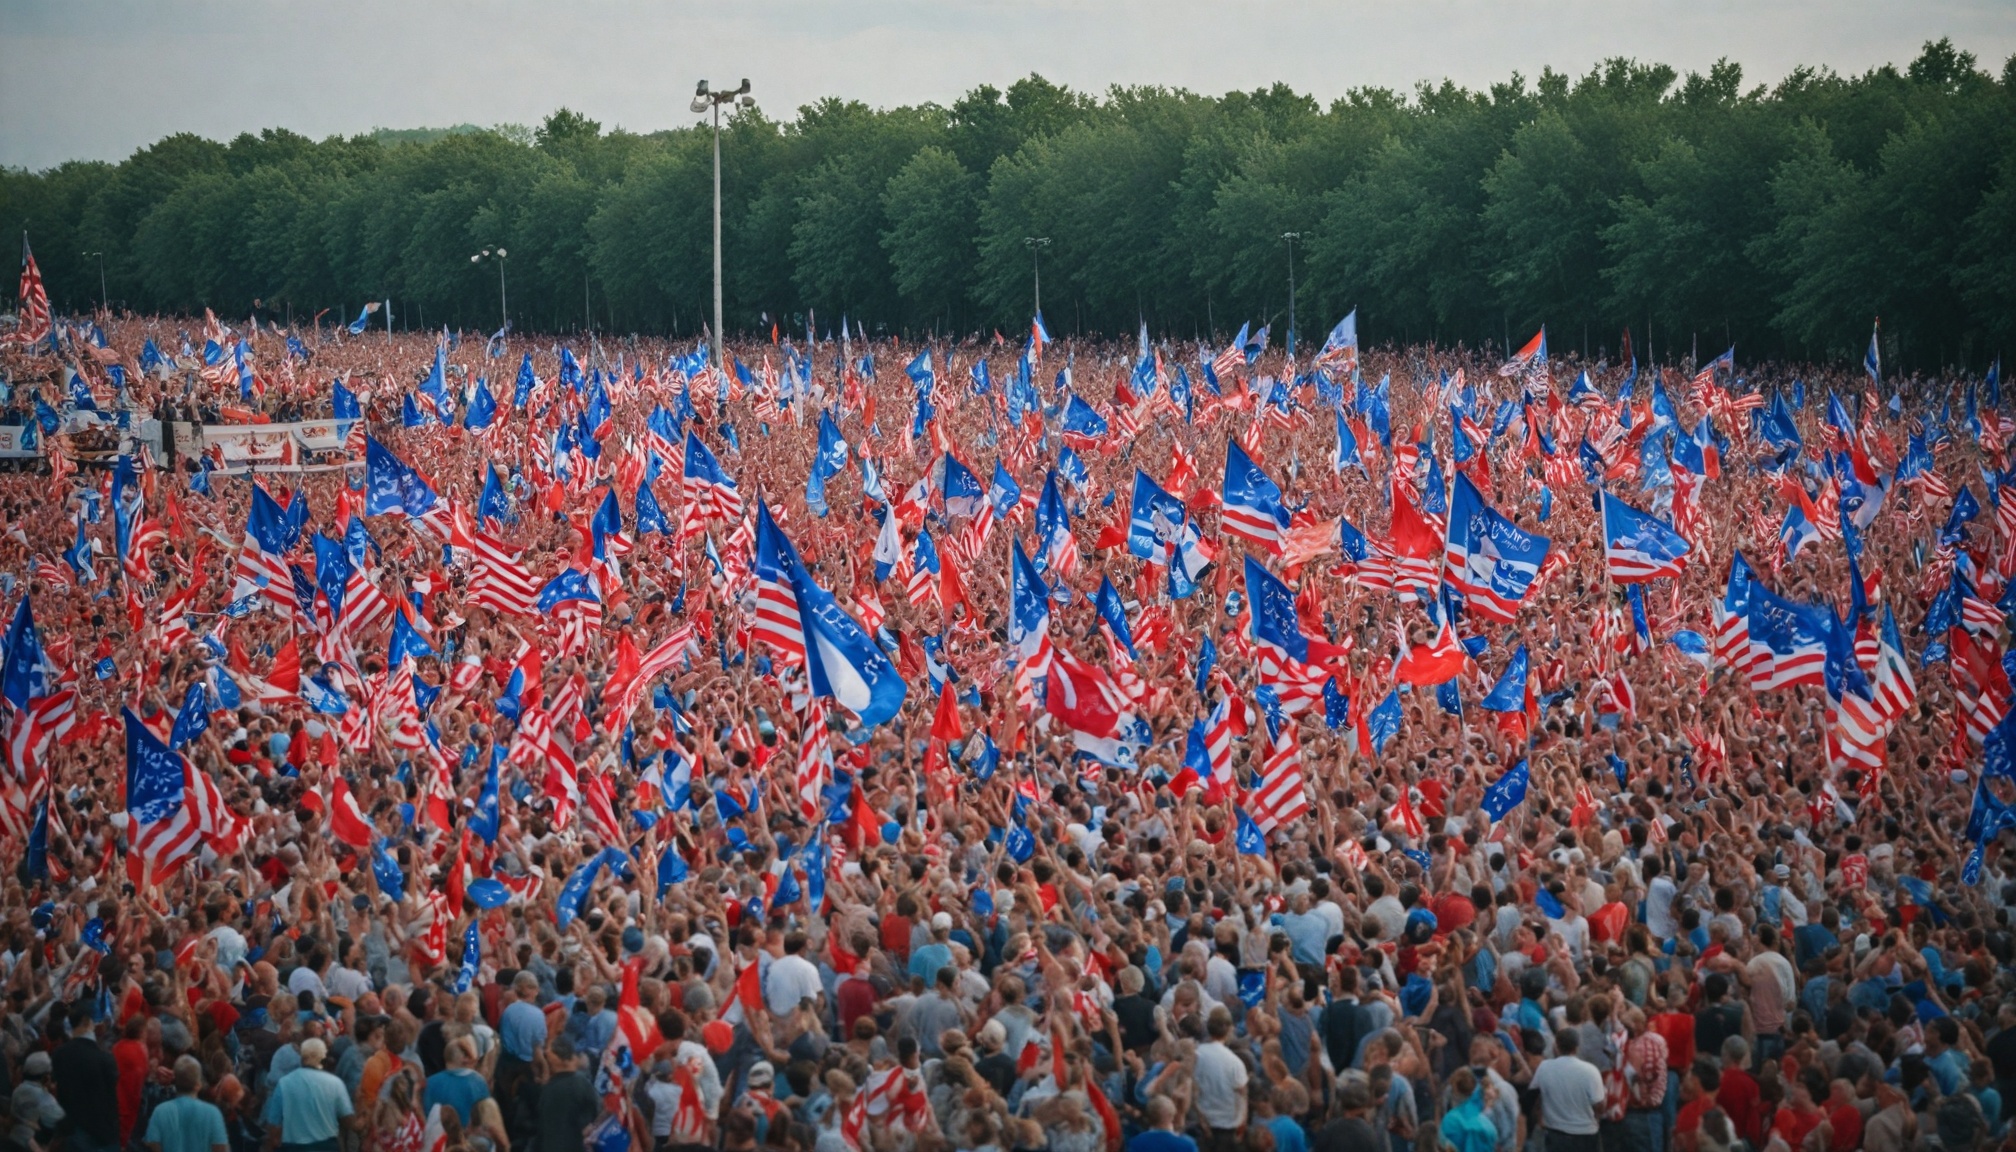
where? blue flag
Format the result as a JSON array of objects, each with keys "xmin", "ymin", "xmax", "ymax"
[
  {"xmin": 452, "ymin": 921, "xmax": 480, "ymax": 993},
  {"xmin": 1480, "ymin": 759, "xmax": 1530, "ymax": 823},
  {"xmin": 169, "ymin": 682, "xmax": 210, "ymax": 750},
  {"xmin": 1235, "ymin": 808, "xmax": 1267, "ymax": 856},
  {"xmin": 371, "ymin": 838, "xmax": 406, "ymax": 901}
]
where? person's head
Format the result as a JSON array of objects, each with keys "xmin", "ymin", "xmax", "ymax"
[
  {"xmin": 173, "ymin": 1054, "xmax": 204, "ymax": 1095},
  {"xmin": 1721, "ymin": 1035, "xmax": 1748, "ymax": 1068},
  {"xmin": 299, "ymin": 1037, "xmax": 327, "ymax": 1067},
  {"xmin": 1206, "ymin": 1007, "xmax": 1232, "ymax": 1041},
  {"xmin": 512, "ymin": 971, "xmax": 539, "ymax": 1002},
  {"xmin": 1447, "ymin": 1066, "xmax": 1477, "ymax": 1100},
  {"xmin": 446, "ymin": 1037, "xmax": 477, "ymax": 1070},
  {"xmin": 1554, "ymin": 1027, "xmax": 1580, "ymax": 1057},
  {"xmin": 21, "ymin": 1051, "xmax": 50, "ymax": 1081},
  {"xmin": 549, "ymin": 1035, "xmax": 579, "ymax": 1068}
]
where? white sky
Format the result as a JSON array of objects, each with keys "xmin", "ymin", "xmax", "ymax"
[{"xmin": 3, "ymin": 0, "xmax": 2014, "ymax": 169}]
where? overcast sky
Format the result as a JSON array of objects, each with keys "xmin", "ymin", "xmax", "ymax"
[{"xmin": 4, "ymin": 0, "xmax": 2013, "ymax": 170}]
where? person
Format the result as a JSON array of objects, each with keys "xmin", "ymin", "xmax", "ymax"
[
  {"xmin": 1311, "ymin": 1078, "xmax": 1382, "ymax": 1152},
  {"xmin": 1530, "ymin": 1027, "xmax": 1605, "ymax": 1152},
  {"xmin": 145, "ymin": 1056, "xmax": 230, "ymax": 1152},
  {"xmin": 51, "ymin": 1001, "xmax": 121, "ymax": 1152},
  {"xmin": 262, "ymin": 1038, "xmax": 355, "ymax": 1152},
  {"xmin": 375, "ymin": 1069, "xmax": 427, "ymax": 1152},
  {"xmin": 10, "ymin": 1051, "xmax": 63, "ymax": 1150},
  {"xmin": 525, "ymin": 1034, "xmax": 597, "ymax": 1152},
  {"xmin": 1192, "ymin": 1009, "xmax": 1248, "ymax": 1151},
  {"xmin": 765, "ymin": 932, "xmax": 825, "ymax": 1020},
  {"xmin": 1437, "ymin": 1068, "xmax": 1498, "ymax": 1152},
  {"xmin": 422, "ymin": 1037, "xmax": 491, "ymax": 1126},
  {"xmin": 494, "ymin": 973, "xmax": 546, "ymax": 1146},
  {"xmin": 1124, "ymin": 1098, "xmax": 1197, "ymax": 1152}
]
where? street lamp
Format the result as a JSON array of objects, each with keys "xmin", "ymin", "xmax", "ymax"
[
  {"xmin": 82, "ymin": 251, "xmax": 106, "ymax": 314},
  {"xmin": 471, "ymin": 248, "xmax": 508, "ymax": 334},
  {"xmin": 1281, "ymin": 232, "xmax": 1300, "ymax": 359},
  {"xmin": 693, "ymin": 78, "xmax": 754, "ymax": 370},
  {"xmin": 1023, "ymin": 237, "xmax": 1050, "ymax": 318}
]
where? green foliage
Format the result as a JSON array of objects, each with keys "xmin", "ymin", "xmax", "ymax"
[{"xmin": 2, "ymin": 42, "xmax": 2012, "ymax": 369}]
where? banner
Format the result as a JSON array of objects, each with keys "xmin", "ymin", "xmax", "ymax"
[
  {"xmin": 0, "ymin": 427, "xmax": 35, "ymax": 459},
  {"xmin": 175, "ymin": 419, "xmax": 350, "ymax": 469}
]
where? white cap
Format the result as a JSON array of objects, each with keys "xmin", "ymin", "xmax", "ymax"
[{"xmin": 931, "ymin": 911, "xmax": 952, "ymax": 932}]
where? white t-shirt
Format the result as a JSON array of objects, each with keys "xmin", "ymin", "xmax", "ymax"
[
  {"xmin": 1367, "ymin": 896, "xmax": 1407, "ymax": 942},
  {"xmin": 766, "ymin": 954, "xmax": 825, "ymax": 1017},
  {"xmin": 1645, "ymin": 876, "xmax": 1679, "ymax": 940},
  {"xmin": 1531, "ymin": 1054, "xmax": 1605, "ymax": 1135},
  {"xmin": 1192, "ymin": 1041, "xmax": 1249, "ymax": 1129}
]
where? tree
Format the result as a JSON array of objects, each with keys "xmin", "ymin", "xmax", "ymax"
[{"xmin": 880, "ymin": 147, "xmax": 978, "ymax": 329}]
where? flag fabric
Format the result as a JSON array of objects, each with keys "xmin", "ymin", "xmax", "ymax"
[
  {"xmin": 1601, "ymin": 491, "xmax": 1693, "ymax": 582},
  {"xmin": 1221, "ymin": 442, "xmax": 1289, "ymax": 550},
  {"xmin": 1247, "ymin": 721, "xmax": 1310, "ymax": 833},
  {"xmin": 1445, "ymin": 472, "xmax": 1550, "ymax": 622}
]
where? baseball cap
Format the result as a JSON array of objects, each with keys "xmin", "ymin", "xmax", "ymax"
[
  {"xmin": 23, "ymin": 1052, "xmax": 50, "ymax": 1076},
  {"xmin": 930, "ymin": 911, "xmax": 952, "ymax": 932},
  {"xmin": 747, "ymin": 1061, "xmax": 775, "ymax": 1087}
]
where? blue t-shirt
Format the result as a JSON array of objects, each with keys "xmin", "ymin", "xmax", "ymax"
[
  {"xmin": 499, "ymin": 999, "xmax": 548, "ymax": 1062},
  {"xmin": 146, "ymin": 1095, "xmax": 229, "ymax": 1152},
  {"xmin": 1127, "ymin": 1132, "xmax": 1199, "ymax": 1152},
  {"xmin": 424, "ymin": 1068, "xmax": 491, "ymax": 1125},
  {"xmin": 1266, "ymin": 1115, "xmax": 1308, "ymax": 1152},
  {"xmin": 908, "ymin": 942, "xmax": 953, "ymax": 985}
]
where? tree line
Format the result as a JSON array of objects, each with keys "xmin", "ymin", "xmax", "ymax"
[{"xmin": 3, "ymin": 40, "xmax": 2012, "ymax": 371}]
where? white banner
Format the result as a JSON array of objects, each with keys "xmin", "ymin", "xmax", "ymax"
[
  {"xmin": 186, "ymin": 419, "xmax": 351, "ymax": 468},
  {"xmin": 0, "ymin": 426, "xmax": 35, "ymax": 459}
]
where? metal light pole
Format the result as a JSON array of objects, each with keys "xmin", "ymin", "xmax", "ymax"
[
  {"xmin": 470, "ymin": 248, "xmax": 508, "ymax": 332},
  {"xmin": 1281, "ymin": 232, "xmax": 1300, "ymax": 359},
  {"xmin": 82, "ymin": 251, "xmax": 106, "ymax": 314},
  {"xmin": 693, "ymin": 78, "xmax": 754, "ymax": 369},
  {"xmin": 1024, "ymin": 236, "xmax": 1050, "ymax": 317}
]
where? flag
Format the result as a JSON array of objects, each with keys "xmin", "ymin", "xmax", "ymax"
[
  {"xmin": 1601, "ymin": 491, "xmax": 1693, "ymax": 582},
  {"xmin": 681, "ymin": 431, "xmax": 742, "ymax": 525},
  {"xmin": 330, "ymin": 776, "xmax": 374, "ymax": 848},
  {"xmin": 10, "ymin": 236, "xmax": 51, "ymax": 346},
  {"xmin": 1127, "ymin": 470, "xmax": 1189, "ymax": 562},
  {"xmin": 1479, "ymin": 759, "xmax": 1529, "ymax": 823},
  {"xmin": 125, "ymin": 708, "xmax": 200, "ymax": 881},
  {"xmin": 1445, "ymin": 472, "xmax": 1550, "ymax": 622},
  {"xmin": 1745, "ymin": 581, "xmax": 1830, "ymax": 691},
  {"xmin": 364, "ymin": 437, "xmax": 440, "ymax": 520},
  {"xmin": 1044, "ymin": 644, "xmax": 1132, "ymax": 766},
  {"xmin": 1221, "ymin": 441, "xmax": 1288, "ymax": 550},
  {"xmin": 792, "ymin": 527, "xmax": 908, "ymax": 728},
  {"xmin": 231, "ymin": 485, "xmax": 300, "ymax": 612},
  {"xmin": 1316, "ymin": 309, "xmax": 1357, "ymax": 371},
  {"xmin": 1248, "ymin": 721, "xmax": 1310, "ymax": 833},
  {"xmin": 752, "ymin": 501, "xmax": 808, "ymax": 665}
]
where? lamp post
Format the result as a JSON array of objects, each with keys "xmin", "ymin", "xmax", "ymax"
[
  {"xmin": 693, "ymin": 78, "xmax": 754, "ymax": 369},
  {"xmin": 1281, "ymin": 232, "xmax": 1300, "ymax": 359},
  {"xmin": 1023, "ymin": 236, "xmax": 1050, "ymax": 317},
  {"xmin": 470, "ymin": 248, "xmax": 508, "ymax": 333},
  {"xmin": 82, "ymin": 251, "xmax": 106, "ymax": 314}
]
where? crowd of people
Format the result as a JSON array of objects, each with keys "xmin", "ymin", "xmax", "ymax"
[{"xmin": 0, "ymin": 303, "xmax": 2009, "ymax": 1152}]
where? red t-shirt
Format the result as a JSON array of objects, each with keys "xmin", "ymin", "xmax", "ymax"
[
  {"xmin": 880, "ymin": 914, "xmax": 912, "ymax": 962},
  {"xmin": 1718, "ymin": 1068, "xmax": 1764, "ymax": 1144},
  {"xmin": 1650, "ymin": 1012, "xmax": 1696, "ymax": 1069},
  {"xmin": 1771, "ymin": 1104, "xmax": 1821, "ymax": 1151},
  {"xmin": 836, "ymin": 974, "xmax": 878, "ymax": 1033},
  {"xmin": 1827, "ymin": 1103, "xmax": 1862, "ymax": 1152},
  {"xmin": 1675, "ymin": 1095, "xmax": 1714, "ymax": 1139}
]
